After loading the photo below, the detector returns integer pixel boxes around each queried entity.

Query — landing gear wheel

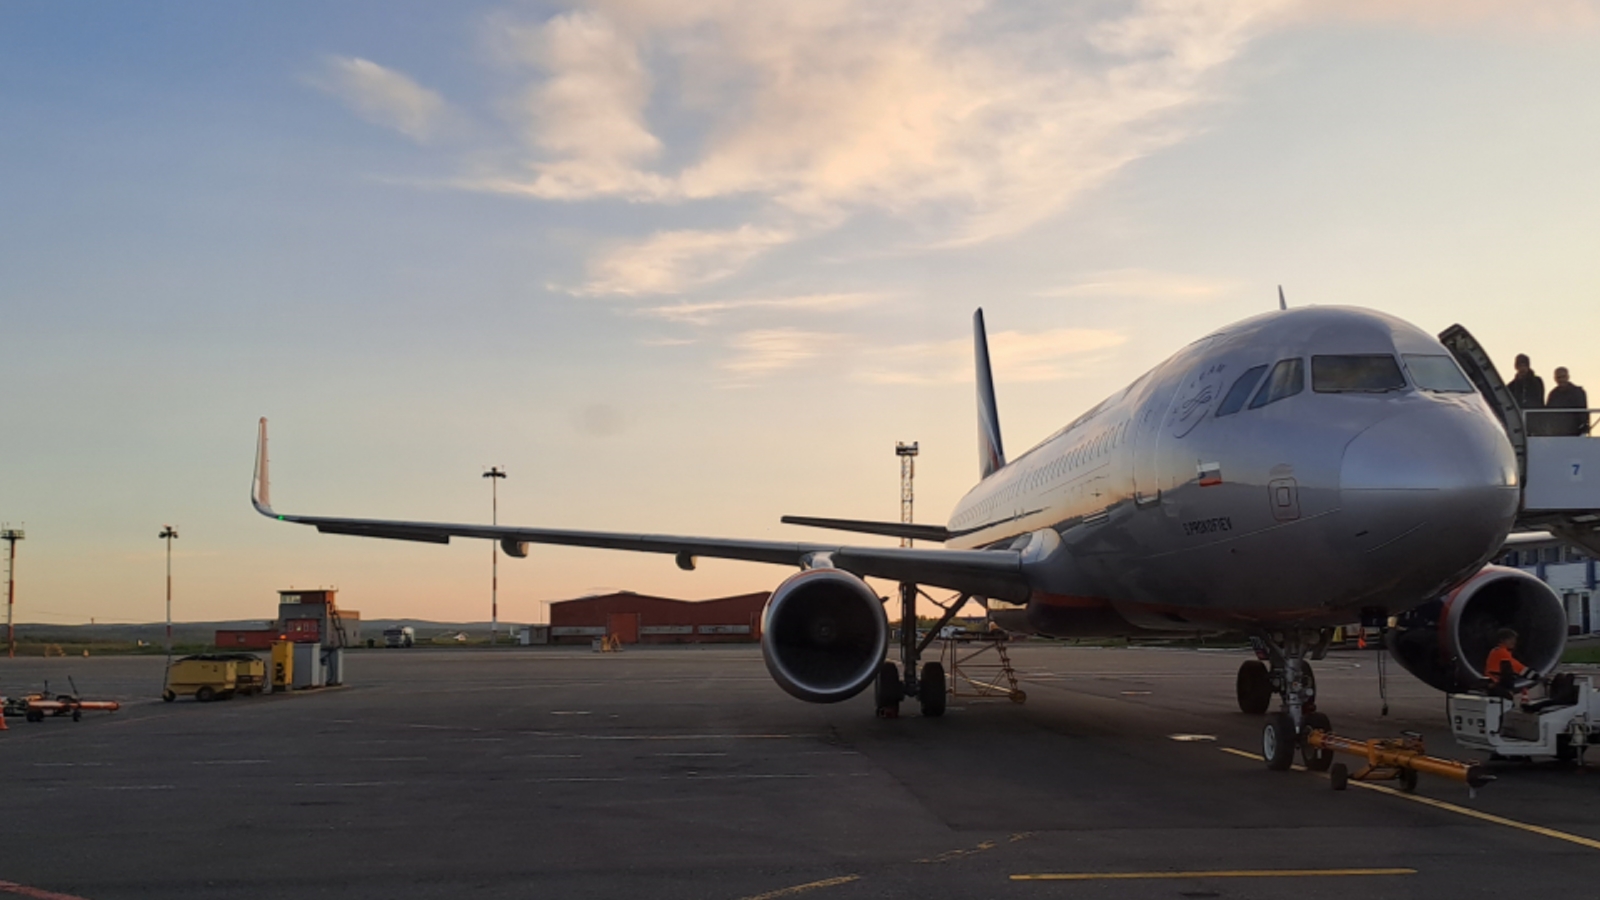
[1236,660,1272,715]
[195,686,215,703]
[1262,712,1296,771]
[874,662,903,718]
[1301,712,1334,772]
[1330,762,1349,791]
[918,662,947,718]
[1397,768,1419,793]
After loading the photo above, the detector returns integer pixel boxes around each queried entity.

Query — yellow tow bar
[1306,729,1493,792]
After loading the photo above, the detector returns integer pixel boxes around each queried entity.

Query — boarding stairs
[1441,326,1600,555]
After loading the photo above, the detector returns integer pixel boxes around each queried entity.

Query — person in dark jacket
[1510,354,1546,433]
[1546,367,1590,436]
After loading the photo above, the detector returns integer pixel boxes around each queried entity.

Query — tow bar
[1307,729,1493,793]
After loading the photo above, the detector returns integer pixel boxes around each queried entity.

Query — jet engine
[1387,565,1568,692]
[761,568,889,703]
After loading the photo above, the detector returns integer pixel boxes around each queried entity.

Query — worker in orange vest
[1485,628,1537,686]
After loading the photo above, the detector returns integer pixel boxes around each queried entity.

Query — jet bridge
[1441,325,1600,556]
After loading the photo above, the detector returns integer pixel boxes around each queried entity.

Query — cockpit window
[1403,354,1474,393]
[1216,365,1269,418]
[1311,355,1407,393]
[1249,358,1305,409]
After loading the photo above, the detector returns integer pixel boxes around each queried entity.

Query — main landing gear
[1239,628,1335,771]
[875,583,962,719]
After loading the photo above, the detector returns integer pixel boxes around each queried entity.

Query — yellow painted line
[1216,745,1600,851]
[1011,868,1415,881]
[737,875,859,900]
[1347,778,1600,850]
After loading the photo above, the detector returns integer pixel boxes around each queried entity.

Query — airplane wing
[252,419,1031,602]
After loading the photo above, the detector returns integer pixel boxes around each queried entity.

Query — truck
[383,626,415,648]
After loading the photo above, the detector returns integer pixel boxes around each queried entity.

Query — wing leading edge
[251,418,1031,602]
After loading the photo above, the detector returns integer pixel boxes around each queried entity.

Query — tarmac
[3,643,1600,899]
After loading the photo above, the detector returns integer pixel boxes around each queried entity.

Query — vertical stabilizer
[253,417,274,515]
[973,309,1006,479]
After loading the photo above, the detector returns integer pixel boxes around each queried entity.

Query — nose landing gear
[1241,628,1335,770]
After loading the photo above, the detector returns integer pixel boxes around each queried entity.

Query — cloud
[574,224,793,295]
[635,292,887,325]
[1296,0,1600,32]
[714,325,1126,384]
[1037,270,1241,303]
[313,57,448,141]
[720,328,841,376]
[462,0,1292,292]
[857,329,1129,385]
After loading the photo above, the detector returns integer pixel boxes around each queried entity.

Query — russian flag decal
[1197,461,1222,486]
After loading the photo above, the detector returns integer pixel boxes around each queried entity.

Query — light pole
[3,527,24,659]
[160,526,178,658]
[483,467,506,645]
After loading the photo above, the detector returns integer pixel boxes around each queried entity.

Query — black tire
[1330,762,1349,791]
[1236,660,1272,715]
[71,709,81,722]
[1262,712,1296,770]
[26,709,43,723]
[874,662,904,712]
[1302,712,1334,772]
[1397,768,1419,793]
[161,690,176,703]
[1556,733,1578,763]
[195,686,215,703]
[919,662,947,718]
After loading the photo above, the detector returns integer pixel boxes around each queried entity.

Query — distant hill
[10,619,524,645]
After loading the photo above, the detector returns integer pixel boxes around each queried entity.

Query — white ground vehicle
[383,626,415,648]
[1449,672,1600,762]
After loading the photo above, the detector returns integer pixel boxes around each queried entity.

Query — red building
[549,591,768,644]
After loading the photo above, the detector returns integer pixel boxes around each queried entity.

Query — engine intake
[761,569,888,703]
[1388,565,1567,692]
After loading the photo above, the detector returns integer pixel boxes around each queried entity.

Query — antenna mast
[896,442,918,548]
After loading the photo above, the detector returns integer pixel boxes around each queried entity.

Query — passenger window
[1403,354,1474,393]
[1216,365,1269,417]
[1312,355,1407,393]
[1249,358,1305,409]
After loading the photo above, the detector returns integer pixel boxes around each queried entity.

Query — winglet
[1278,285,1287,311]
[252,417,274,517]
[974,309,1006,479]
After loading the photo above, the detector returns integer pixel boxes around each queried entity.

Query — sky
[3,0,1599,627]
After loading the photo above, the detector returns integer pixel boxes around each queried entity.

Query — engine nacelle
[1388,565,1567,692]
[761,568,888,704]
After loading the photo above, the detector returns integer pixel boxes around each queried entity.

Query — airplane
[251,304,1571,773]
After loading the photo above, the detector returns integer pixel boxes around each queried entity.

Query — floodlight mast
[484,467,507,645]
[3,526,24,659]
[160,526,178,658]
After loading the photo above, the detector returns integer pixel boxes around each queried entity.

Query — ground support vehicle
[163,650,254,701]
[1449,672,1600,763]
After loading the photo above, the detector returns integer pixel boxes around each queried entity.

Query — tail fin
[252,417,274,516]
[973,309,1006,479]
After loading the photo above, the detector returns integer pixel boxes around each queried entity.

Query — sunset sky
[3,1,1599,626]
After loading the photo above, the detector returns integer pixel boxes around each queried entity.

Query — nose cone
[1341,404,1519,596]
